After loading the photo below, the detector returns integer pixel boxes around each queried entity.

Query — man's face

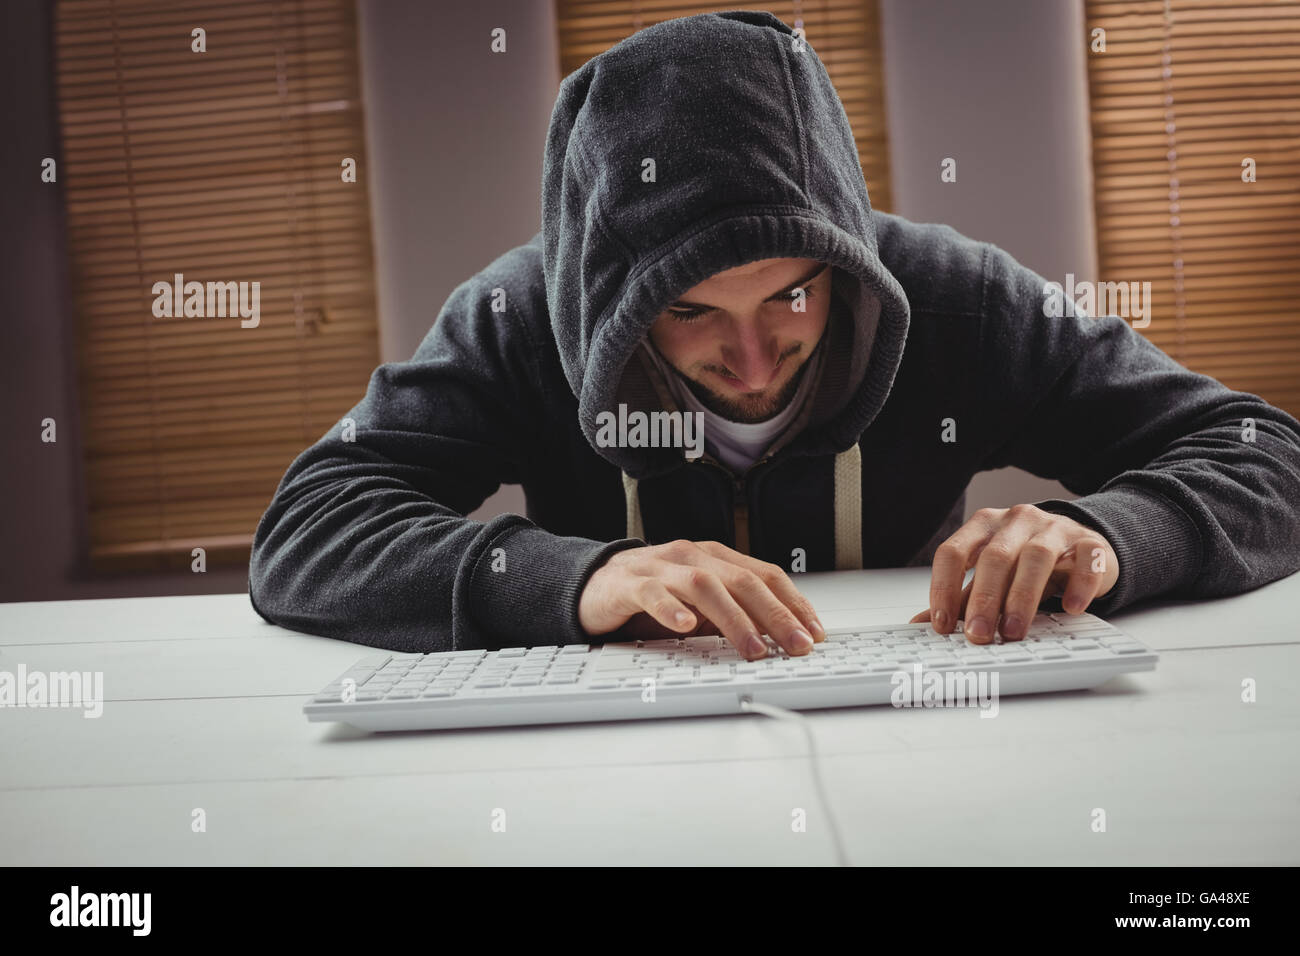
[647,258,832,423]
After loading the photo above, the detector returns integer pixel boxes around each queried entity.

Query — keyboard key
[560,644,590,654]
[1048,614,1113,631]
[420,688,456,698]
[919,655,955,666]
[496,647,527,658]
[683,636,722,650]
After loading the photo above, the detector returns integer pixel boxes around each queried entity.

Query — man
[249,11,1300,661]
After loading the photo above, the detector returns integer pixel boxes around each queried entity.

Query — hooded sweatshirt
[248,10,1300,653]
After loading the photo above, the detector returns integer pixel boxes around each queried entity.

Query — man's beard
[678,344,813,423]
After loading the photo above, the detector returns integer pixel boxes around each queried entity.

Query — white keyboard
[303,612,1158,732]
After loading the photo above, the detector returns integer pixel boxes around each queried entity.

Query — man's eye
[667,286,814,322]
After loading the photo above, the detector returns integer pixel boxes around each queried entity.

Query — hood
[541,9,910,480]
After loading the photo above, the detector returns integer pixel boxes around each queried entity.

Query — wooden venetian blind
[54,0,381,572]
[554,0,895,212]
[1084,0,1300,418]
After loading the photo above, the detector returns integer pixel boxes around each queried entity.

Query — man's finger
[675,542,814,655]
[631,577,697,634]
[695,540,826,642]
[1061,539,1109,614]
[929,510,1001,635]
[660,562,767,660]
[913,579,974,627]
[963,522,1036,643]
[698,556,814,656]
[997,532,1069,641]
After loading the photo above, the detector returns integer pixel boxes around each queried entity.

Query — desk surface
[2,569,1297,865]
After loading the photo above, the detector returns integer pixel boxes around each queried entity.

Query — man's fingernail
[811,618,826,641]
[745,634,767,658]
[1002,615,1024,639]
[933,608,948,632]
[790,629,813,652]
[967,616,990,641]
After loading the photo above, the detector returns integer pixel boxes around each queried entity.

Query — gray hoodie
[248,10,1300,653]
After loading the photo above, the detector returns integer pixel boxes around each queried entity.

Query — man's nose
[722,326,782,390]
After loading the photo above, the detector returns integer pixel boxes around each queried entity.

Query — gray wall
[0,0,1094,603]
[358,0,560,364]
[879,0,1096,516]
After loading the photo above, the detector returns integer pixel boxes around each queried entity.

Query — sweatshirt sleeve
[975,242,1300,617]
[247,277,642,653]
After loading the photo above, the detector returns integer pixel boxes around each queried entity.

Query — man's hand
[908,505,1119,643]
[578,539,826,660]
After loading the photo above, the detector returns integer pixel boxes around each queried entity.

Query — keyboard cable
[739,695,851,867]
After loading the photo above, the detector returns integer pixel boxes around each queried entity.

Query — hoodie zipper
[694,453,775,556]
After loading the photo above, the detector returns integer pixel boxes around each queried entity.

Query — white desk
[1,569,1297,865]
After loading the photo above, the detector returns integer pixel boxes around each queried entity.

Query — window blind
[1084,0,1300,418]
[554,0,895,213]
[54,0,381,571]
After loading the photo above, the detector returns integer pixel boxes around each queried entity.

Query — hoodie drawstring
[620,445,863,569]
[833,443,863,570]
[622,471,645,541]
